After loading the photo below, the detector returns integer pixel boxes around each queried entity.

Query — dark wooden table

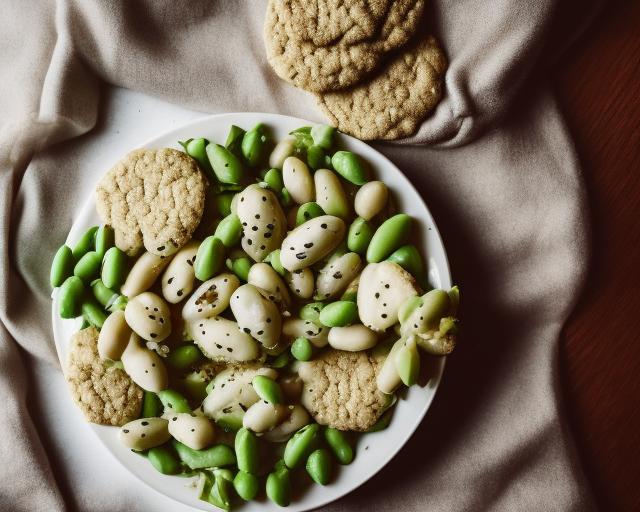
[556,1,640,510]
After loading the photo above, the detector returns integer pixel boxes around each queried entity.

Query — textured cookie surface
[317,36,447,140]
[284,0,392,46]
[66,327,143,426]
[96,148,207,257]
[265,0,425,92]
[298,349,389,431]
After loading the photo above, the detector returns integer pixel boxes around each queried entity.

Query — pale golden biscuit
[265,0,425,92]
[66,327,143,426]
[317,36,447,140]
[285,0,392,46]
[96,148,207,257]
[298,349,389,431]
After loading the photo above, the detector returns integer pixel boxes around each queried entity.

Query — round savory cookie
[264,0,425,93]
[317,35,447,140]
[96,148,207,257]
[66,327,143,426]
[297,348,390,431]
[283,0,393,47]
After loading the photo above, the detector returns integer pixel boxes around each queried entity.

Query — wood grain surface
[556,1,640,510]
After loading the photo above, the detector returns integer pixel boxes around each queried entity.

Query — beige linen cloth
[0,0,602,510]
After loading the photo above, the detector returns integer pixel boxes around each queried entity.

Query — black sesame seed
[321,223,328,229]
[154,307,158,311]
[243,328,251,333]
[141,433,146,438]
[123,429,129,433]
[227,347,233,352]
[296,252,307,260]
[159,318,164,323]
[266,318,271,323]
[157,246,165,251]
[148,315,156,320]
[264,232,272,238]
[385,284,390,289]
[167,277,174,284]
[242,222,247,226]
[247,239,252,245]
[216,344,222,349]
[191,428,195,432]
[177,290,183,296]
[375,293,380,299]
[252,226,258,231]
[304,242,313,248]
[255,214,261,219]
[202,331,206,335]
[381,313,388,318]
[267,223,274,230]
[240,197,245,202]
[141,421,149,426]
[262,196,267,201]
[333,271,342,279]
[257,330,264,335]
[150,333,157,338]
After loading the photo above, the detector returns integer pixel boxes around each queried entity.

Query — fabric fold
[0,0,600,510]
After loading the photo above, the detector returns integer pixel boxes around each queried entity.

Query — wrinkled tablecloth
[0,1,601,510]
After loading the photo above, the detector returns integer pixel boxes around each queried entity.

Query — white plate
[52,112,451,511]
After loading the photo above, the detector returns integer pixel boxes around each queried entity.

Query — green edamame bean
[148,445,180,475]
[252,375,284,404]
[310,124,336,150]
[264,168,284,192]
[180,371,209,403]
[366,408,393,432]
[142,391,163,418]
[324,427,353,465]
[214,214,242,248]
[225,125,246,157]
[50,245,74,288]
[347,217,374,255]
[299,302,325,325]
[81,300,107,328]
[289,126,313,149]
[215,193,235,217]
[157,389,191,414]
[235,427,259,474]
[101,247,127,291]
[296,202,325,226]
[448,285,460,315]
[234,470,259,501]
[283,423,320,468]
[318,301,358,327]
[73,251,102,282]
[306,448,332,485]
[173,441,236,469]
[241,124,270,167]
[266,468,291,507]
[331,151,369,185]
[209,470,233,511]
[58,275,85,318]
[206,143,244,184]
[226,255,252,282]
[107,295,128,312]
[291,337,313,361]
[306,144,331,171]
[166,344,203,371]
[181,138,214,176]
[270,351,291,368]
[94,225,114,257]
[366,214,412,263]
[264,249,285,276]
[395,338,420,386]
[90,279,118,308]
[280,187,292,206]
[421,289,451,329]
[72,226,98,261]
[387,245,425,283]
[195,236,225,281]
